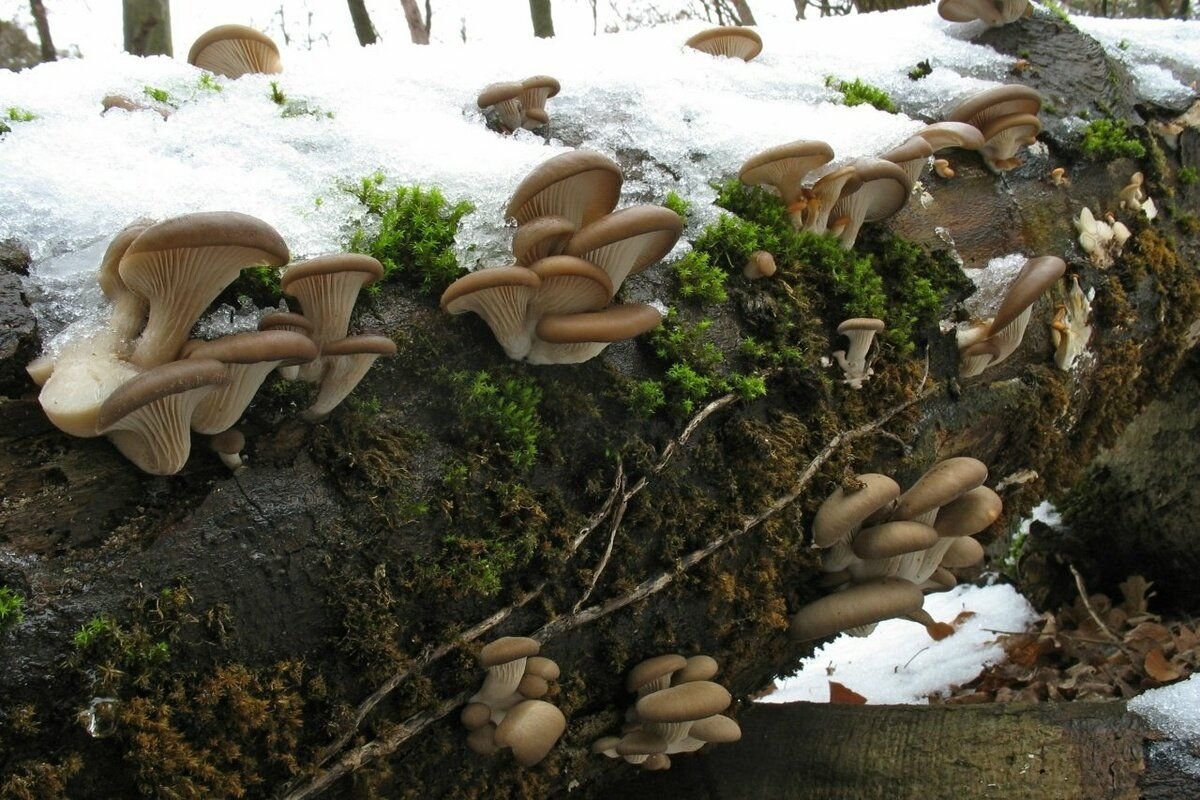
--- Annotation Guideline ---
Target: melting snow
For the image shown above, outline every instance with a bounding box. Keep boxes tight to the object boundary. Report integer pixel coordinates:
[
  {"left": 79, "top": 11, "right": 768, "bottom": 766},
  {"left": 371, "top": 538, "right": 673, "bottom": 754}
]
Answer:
[
  {"left": 1129, "top": 674, "right": 1200, "bottom": 777},
  {"left": 760, "top": 583, "right": 1038, "bottom": 704}
]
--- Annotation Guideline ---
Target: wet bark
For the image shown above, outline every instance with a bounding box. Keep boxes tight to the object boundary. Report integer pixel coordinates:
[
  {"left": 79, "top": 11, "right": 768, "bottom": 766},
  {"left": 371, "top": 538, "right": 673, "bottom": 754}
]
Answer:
[
  {"left": 122, "top": 0, "right": 172, "bottom": 57},
  {"left": 399, "top": 0, "right": 431, "bottom": 44},
  {"left": 529, "top": 0, "right": 555, "bottom": 37},
  {"left": 604, "top": 702, "right": 1198, "bottom": 800},
  {"left": 28, "top": 0, "right": 55, "bottom": 62},
  {"left": 346, "top": 0, "right": 377, "bottom": 46}
]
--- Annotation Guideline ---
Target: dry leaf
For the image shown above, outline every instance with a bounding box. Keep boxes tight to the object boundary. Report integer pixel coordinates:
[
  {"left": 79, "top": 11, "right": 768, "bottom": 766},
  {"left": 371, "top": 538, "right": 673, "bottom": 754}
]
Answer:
[
  {"left": 828, "top": 681, "right": 867, "bottom": 704},
  {"left": 1118, "top": 575, "right": 1154, "bottom": 616},
  {"left": 1144, "top": 647, "right": 1185, "bottom": 683},
  {"left": 952, "top": 610, "right": 978, "bottom": 626}
]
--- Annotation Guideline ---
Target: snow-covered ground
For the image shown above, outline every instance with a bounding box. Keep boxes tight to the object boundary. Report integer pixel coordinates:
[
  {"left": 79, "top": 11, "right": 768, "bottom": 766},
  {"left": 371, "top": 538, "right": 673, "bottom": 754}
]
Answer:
[
  {"left": 760, "top": 583, "right": 1038, "bottom": 704},
  {"left": 1130, "top": 675, "right": 1200, "bottom": 776}
]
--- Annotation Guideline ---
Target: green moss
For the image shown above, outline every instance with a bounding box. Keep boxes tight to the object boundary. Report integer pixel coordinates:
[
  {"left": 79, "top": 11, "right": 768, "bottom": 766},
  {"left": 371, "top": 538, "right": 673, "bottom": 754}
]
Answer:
[
  {"left": 1080, "top": 118, "right": 1146, "bottom": 161},
  {"left": 907, "top": 60, "right": 932, "bottom": 81},
  {"left": 1043, "top": 0, "right": 1072, "bottom": 23},
  {"left": 196, "top": 73, "right": 222, "bottom": 92},
  {"left": 0, "top": 586, "right": 24, "bottom": 630},
  {"left": 6, "top": 107, "right": 36, "bottom": 122},
  {"left": 347, "top": 175, "right": 475, "bottom": 296},
  {"left": 452, "top": 370, "right": 543, "bottom": 470},
  {"left": 671, "top": 250, "right": 728, "bottom": 304},
  {"left": 824, "top": 76, "right": 897, "bottom": 114},
  {"left": 662, "top": 190, "right": 691, "bottom": 219},
  {"left": 1179, "top": 166, "right": 1198, "bottom": 186},
  {"left": 142, "top": 85, "right": 172, "bottom": 104},
  {"left": 269, "top": 81, "right": 286, "bottom": 106},
  {"left": 218, "top": 263, "right": 283, "bottom": 306},
  {"left": 623, "top": 379, "right": 666, "bottom": 417}
]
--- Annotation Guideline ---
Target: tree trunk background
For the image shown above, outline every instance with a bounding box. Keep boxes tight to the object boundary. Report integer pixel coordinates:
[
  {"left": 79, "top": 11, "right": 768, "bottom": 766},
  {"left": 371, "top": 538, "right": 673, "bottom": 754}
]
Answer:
[
  {"left": 27, "top": 0, "right": 55, "bottom": 62},
  {"left": 529, "top": 0, "right": 556, "bottom": 37},
  {"left": 732, "top": 0, "right": 759, "bottom": 24},
  {"left": 399, "top": 0, "right": 431, "bottom": 44},
  {"left": 603, "top": 702, "right": 1199, "bottom": 800},
  {"left": 122, "top": 0, "right": 171, "bottom": 57},
  {"left": 346, "top": 0, "right": 378, "bottom": 46}
]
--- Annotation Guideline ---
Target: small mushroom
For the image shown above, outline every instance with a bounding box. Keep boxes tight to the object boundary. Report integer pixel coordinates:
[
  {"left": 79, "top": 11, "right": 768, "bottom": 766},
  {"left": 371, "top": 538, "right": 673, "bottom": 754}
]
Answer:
[
  {"left": 827, "top": 160, "right": 911, "bottom": 249},
  {"left": 946, "top": 85, "right": 1042, "bottom": 173},
  {"left": 210, "top": 428, "right": 246, "bottom": 472},
  {"left": 739, "top": 140, "right": 835, "bottom": 226},
  {"left": 937, "top": 0, "right": 1029, "bottom": 26},
  {"left": 627, "top": 654, "right": 687, "bottom": 698},
  {"left": 790, "top": 576, "right": 925, "bottom": 641},
  {"left": 472, "top": 636, "right": 542, "bottom": 707},
  {"left": 441, "top": 266, "right": 542, "bottom": 360},
  {"left": 673, "top": 655, "right": 720, "bottom": 685},
  {"left": 880, "top": 136, "right": 935, "bottom": 186},
  {"left": 563, "top": 205, "right": 683, "bottom": 292},
  {"left": 519, "top": 75, "right": 561, "bottom": 129},
  {"left": 528, "top": 303, "right": 663, "bottom": 365},
  {"left": 187, "top": 24, "right": 283, "bottom": 78},
  {"left": 512, "top": 216, "right": 576, "bottom": 266},
  {"left": 933, "top": 158, "right": 955, "bottom": 179},
  {"left": 684, "top": 26, "right": 763, "bottom": 61},
  {"left": 914, "top": 121, "right": 987, "bottom": 153},
  {"left": 506, "top": 150, "right": 623, "bottom": 228},
  {"left": 743, "top": 250, "right": 777, "bottom": 280},
  {"left": 1049, "top": 275, "right": 1092, "bottom": 371},
  {"left": 280, "top": 253, "right": 384, "bottom": 352},
  {"left": 802, "top": 164, "right": 858, "bottom": 234},
  {"left": 477, "top": 82, "right": 526, "bottom": 132},
  {"left": 635, "top": 681, "right": 731, "bottom": 746},
  {"left": 493, "top": 699, "right": 566, "bottom": 767},
  {"left": 302, "top": 334, "right": 397, "bottom": 423},
  {"left": 812, "top": 473, "right": 901, "bottom": 573},
  {"left": 833, "top": 317, "right": 884, "bottom": 389}
]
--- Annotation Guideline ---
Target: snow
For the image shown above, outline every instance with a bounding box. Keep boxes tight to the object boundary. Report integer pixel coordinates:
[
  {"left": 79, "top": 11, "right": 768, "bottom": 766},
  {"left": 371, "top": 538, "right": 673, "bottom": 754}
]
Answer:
[
  {"left": 1072, "top": 15, "right": 1200, "bottom": 107},
  {"left": 1129, "top": 674, "right": 1200, "bottom": 777},
  {"left": 962, "top": 251, "right": 1028, "bottom": 318},
  {"left": 760, "top": 583, "right": 1039, "bottom": 704}
]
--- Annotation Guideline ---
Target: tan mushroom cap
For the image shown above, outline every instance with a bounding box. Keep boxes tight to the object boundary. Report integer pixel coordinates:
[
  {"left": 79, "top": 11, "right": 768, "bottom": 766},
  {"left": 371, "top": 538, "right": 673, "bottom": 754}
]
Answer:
[
  {"left": 494, "top": 699, "right": 566, "bottom": 767},
  {"left": 480, "top": 636, "right": 541, "bottom": 668},
  {"left": 837, "top": 317, "right": 886, "bottom": 335},
  {"left": 258, "top": 311, "right": 314, "bottom": 335},
  {"left": 519, "top": 76, "right": 561, "bottom": 128},
  {"left": 812, "top": 473, "right": 901, "bottom": 548},
  {"left": 947, "top": 84, "right": 1042, "bottom": 131},
  {"left": 441, "top": 266, "right": 542, "bottom": 360},
  {"left": 744, "top": 250, "right": 777, "bottom": 280},
  {"left": 512, "top": 215, "right": 576, "bottom": 266},
  {"left": 852, "top": 520, "right": 940, "bottom": 560},
  {"left": 617, "top": 730, "right": 670, "bottom": 756},
  {"left": 477, "top": 81, "right": 526, "bottom": 131},
  {"left": 880, "top": 136, "right": 935, "bottom": 185},
  {"left": 525, "top": 656, "right": 561, "bottom": 681},
  {"left": 517, "top": 673, "right": 550, "bottom": 699},
  {"left": 636, "top": 681, "right": 731, "bottom": 724},
  {"left": 527, "top": 256, "right": 614, "bottom": 319},
  {"left": 804, "top": 164, "right": 859, "bottom": 233},
  {"left": 506, "top": 150, "right": 623, "bottom": 227},
  {"left": 563, "top": 205, "right": 683, "bottom": 290},
  {"left": 684, "top": 26, "right": 763, "bottom": 62},
  {"left": 739, "top": 140, "right": 835, "bottom": 206},
  {"left": 627, "top": 654, "right": 688, "bottom": 694},
  {"left": 922, "top": 566, "right": 958, "bottom": 592},
  {"left": 210, "top": 428, "right": 245, "bottom": 470},
  {"left": 988, "top": 255, "right": 1066, "bottom": 335},
  {"left": 915, "top": 121, "right": 987, "bottom": 152},
  {"left": 466, "top": 722, "right": 501, "bottom": 755},
  {"left": 673, "top": 655, "right": 720, "bottom": 685},
  {"left": 280, "top": 253, "right": 384, "bottom": 348},
  {"left": 460, "top": 702, "right": 493, "bottom": 731},
  {"left": 829, "top": 159, "right": 912, "bottom": 249},
  {"left": 97, "top": 358, "right": 230, "bottom": 475},
  {"left": 789, "top": 577, "right": 925, "bottom": 641},
  {"left": 182, "top": 330, "right": 319, "bottom": 434},
  {"left": 99, "top": 219, "right": 153, "bottom": 343},
  {"left": 301, "top": 334, "right": 396, "bottom": 423},
  {"left": 187, "top": 24, "right": 283, "bottom": 78},
  {"left": 120, "top": 211, "right": 289, "bottom": 368},
  {"left": 530, "top": 303, "right": 663, "bottom": 364},
  {"left": 592, "top": 736, "right": 623, "bottom": 756},
  {"left": 893, "top": 457, "right": 988, "bottom": 522},
  {"left": 941, "top": 536, "right": 986, "bottom": 569},
  {"left": 689, "top": 714, "right": 742, "bottom": 743},
  {"left": 938, "top": 0, "right": 1006, "bottom": 25},
  {"left": 934, "top": 485, "right": 1002, "bottom": 538},
  {"left": 642, "top": 753, "right": 672, "bottom": 770},
  {"left": 524, "top": 107, "right": 550, "bottom": 126}
]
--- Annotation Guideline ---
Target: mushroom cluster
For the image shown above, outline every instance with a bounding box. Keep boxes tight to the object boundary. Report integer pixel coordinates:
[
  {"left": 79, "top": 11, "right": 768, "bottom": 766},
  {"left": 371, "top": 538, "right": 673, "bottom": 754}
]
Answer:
[
  {"left": 476, "top": 75, "right": 562, "bottom": 132},
  {"left": 440, "top": 150, "right": 681, "bottom": 364},
  {"left": 936, "top": 0, "right": 1030, "bottom": 27},
  {"left": 593, "top": 654, "right": 741, "bottom": 771},
  {"left": 187, "top": 24, "right": 283, "bottom": 79},
  {"left": 1049, "top": 275, "right": 1093, "bottom": 372},
  {"left": 956, "top": 255, "right": 1066, "bottom": 378},
  {"left": 1074, "top": 207, "right": 1131, "bottom": 268},
  {"left": 832, "top": 317, "right": 885, "bottom": 389},
  {"left": 460, "top": 636, "right": 566, "bottom": 767},
  {"left": 683, "top": 26, "right": 763, "bottom": 62},
  {"left": 1118, "top": 172, "right": 1158, "bottom": 220},
  {"left": 792, "top": 457, "right": 998, "bottom": 643},
  {"left": 29, "top": 213, "right": 392, "bottom": 474},
  {"left": 945, "top": 85, "right": 1043, "bottom": 173}
]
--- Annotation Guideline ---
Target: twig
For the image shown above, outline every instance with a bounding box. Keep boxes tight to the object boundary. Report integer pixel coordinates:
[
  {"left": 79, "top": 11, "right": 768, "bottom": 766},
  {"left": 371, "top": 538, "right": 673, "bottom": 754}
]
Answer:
[
  {"left": 573, "top": 473, "right": 628, "bottom": 613},
  {"left": 283, "top": 377, "right": 939, "bottom": 799},
  {"left": 1068, "top": 563, "right": 1123, "bottom": 645}
]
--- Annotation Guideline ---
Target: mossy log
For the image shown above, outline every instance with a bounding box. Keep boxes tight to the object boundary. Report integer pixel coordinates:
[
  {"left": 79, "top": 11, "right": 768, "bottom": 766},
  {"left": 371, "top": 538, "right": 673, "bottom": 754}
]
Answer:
[{"left": 603, "top": 701, "right": 1198, "bottom": 800}]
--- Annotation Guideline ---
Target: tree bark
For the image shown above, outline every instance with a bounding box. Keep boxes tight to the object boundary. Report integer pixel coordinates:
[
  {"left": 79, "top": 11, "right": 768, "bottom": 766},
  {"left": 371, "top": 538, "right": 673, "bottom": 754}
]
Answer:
[
  {"left": 732, "top": 0, "right": 758, "bottom": 24},
  {"left": 529, "top": 0, "right": 555, "bottom": 38},
  {"left": 346, "top": 0, "right": 378, "bottom": 46},
  {"left": 853, "top": 0, "right": 933, "bottom": 12},
  {"left": 28, "top": 0, "right": 55, "bottom": 61},
  {"left": 122, "top": 0, "right": 172, "bottom": 57},
  {"left": 603, "top": 701, "right": 1198, "bottom": 799},
  {"left": 399, "top": 0, "right": 430, "bottom": 44}
]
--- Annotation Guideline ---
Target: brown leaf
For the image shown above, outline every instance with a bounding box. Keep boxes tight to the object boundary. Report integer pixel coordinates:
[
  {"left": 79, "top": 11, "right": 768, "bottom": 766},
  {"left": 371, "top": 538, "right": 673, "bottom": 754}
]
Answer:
[
  {"left": 1118, "top": 575, "right": 1154, "bottom": 616},
  {"left": 1004, "top": 634, "right": 1049, "bottom": 667},
  {"left": 1144, "top": 647, "right": 1185, "bottom": 683},
  {"left": 952, "top": 610, "right": 977, "bottom": 626},
  {"left": 828, "top": 681, "right": 867, "bottom": 704},
  {"left": 926, "top": 622, "right": 956, "bottom": 641}
]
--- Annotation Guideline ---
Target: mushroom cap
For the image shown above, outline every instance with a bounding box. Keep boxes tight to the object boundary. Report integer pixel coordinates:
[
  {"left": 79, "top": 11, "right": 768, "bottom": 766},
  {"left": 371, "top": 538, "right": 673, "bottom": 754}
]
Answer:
[
  {"left": 535, "top": 304, "right": 662, "bottom": 345},
  {"left": 210, "top": 428, "right": 244, "bottom": 454},
  {"left": 525, "top": 656, "right": 561, "bottom": 681},
  {"left": 689, "top": 714, "right": 742, "bottom": 744},
  {"left": 440, "top": 266, "right": 542, "bottom": 359},
  {"left": 837, "top": 317, "right": 886, "bottom": 334},
  {"left": 739, "top": 140, "right": 835, "bottom": 206},
  {"left": 505, "top": 151, "right": 623, "bottom": 227},
  {"left": 915, "top": 121, "right": 987, "bottom": 152},
  {"left": 684, "top": 26, "right": 763, "bottom": 61},
  {"left": 893, "top": 457, "right": 989, "bottom": 521},
  {"left": 300, "top": 335, "right": 396, "bottom": 423},
  {"left": 852, "top": 520, "right": 940, "bottom": 560},
  {"left": 941, "top": 536, "right": 986, "bottom": 569},
  {"left": 281, "top": 253, "right": 383, "bottom": 290},
  {"left": 812, "top": 473, "right": 901, "bottom": 548},
  {"left": 123, "top": 211, "right": 289, "bottom": 264},
  {"left": 744, "top": 250, "right": 777, "bottom": 280},
  {"left": 805, "top": 165, "right": 860, "bottom": 233},
  {"left": 592, "top": 735, "right": 623, "bottom": 756},
  {"left": 947, "top": 84, "right": 1042, "bottom": 130},
  {"left": 517, "top": 673, "right": 550, "bottom": 699},
  {"left": 466, "top": 722, "right": 501, "bottom": 755},
  {"left": 937, "top": 0, "right": 1005, "bottom": 24},
  {"left": 493, "top": 699, "right": 566, "bottom": 767},
  {"left": 636, "top": 681, "right": 731, "bottom": 724},
  {"left": 616, "top": 730, "right": 669, "bottom": 756},
  {"left": 258, "top": 311, "right": 314, "bottom": 335},
  {"left": 563, "top": 205, "right": 683, "bottom": 289},
  {"left": 673, "top": 655, "right": 720, "bottom": 685},
  {"left": 319, "top": 334, "right": 397, "bottom": 358},
  {"left": 933, "top": 485, "right": 1002, "bottom": 538},
  {"left": 523, "top": 107, "right": 550, "bottom": 126},
  {"left": 99, "top": 219, "right": 153, "bottom": 302},
  {"left": 521, "top": 75, "right": 561, "bottom": 97},
  {"left": 460, "top": 702, "right": 493, "bottom": 731},
  {"left": 512, "top": 215, "right": 576, "bottom": 266},
  {"left": 880, "top": 137, "right": 935, "bottom": 184},
  {"left": 642, "top": 753, "right": 672, "bottom": 770},
  {"left": 979, "top": 112, "right": 1043, "bottom": 144},
  {"left": 845, "top": 159, "right": 912, "bottom": 222},
  {"left": 789, "top": 577, "right": 925, "bottom": 641},
  {"left": 923, "top": 566, "right": 958, "bottom": 592},
  {"left": 527, "top": 256, "right": 614, "bottom": 317},
  {"left": 988, "top": 255, "right": 1066, "bottom": 335},
  {"left": 479, "top": 636, "right": 541, "bottom": 668},
  {"left": 187, "top": 24, "right": 283, "bottom": 78},
  {"left": 96, "top": 359, "right": 229, "bottom": 432},
  {"left": 477, "top": 81, "right": 525, "bottom": 108},
  {"left": 627, "top": 654, "right": 687, "bottom": 693},
  {"left": 182, "top": 329, "right": 319, "bottom": 366}
]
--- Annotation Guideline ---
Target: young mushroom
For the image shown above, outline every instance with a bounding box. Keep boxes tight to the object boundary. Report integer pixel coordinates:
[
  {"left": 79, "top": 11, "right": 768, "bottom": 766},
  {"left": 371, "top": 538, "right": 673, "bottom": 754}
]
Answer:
[
  {"left": 738, "top": 140, "right": 834, "bottom": 228},
  {"left": 1049, "top": 275, "right": 1092, "bottom": 371},
  {"left": 683, "top": 26, "right": 763, "bottom": 61},
  {"left": 743, "top": 250, "right": 777, "bottom": 280},
  {"left": 519, "top": 75, "right": 561, "bottom": 129},
  {"left": 187, "top": 24, "right": 283, "bottom": 78},
  {"left": 210, "top": 428, "right": 246, "bottom": 472},
  {"left": 832, "top": 317, "right": 885, "bottom": 389},
  {"left": 301, "top": 334, "right": 396, "bottom": 423},
  {"left": 828, "top": 160, "right": 911, "bottom": 250},
  {"left": 477, "top": 82, "right": 526, "bottom": 132},
  {"left": 563, "top": 205, "right": 683, "bottom": 292}
]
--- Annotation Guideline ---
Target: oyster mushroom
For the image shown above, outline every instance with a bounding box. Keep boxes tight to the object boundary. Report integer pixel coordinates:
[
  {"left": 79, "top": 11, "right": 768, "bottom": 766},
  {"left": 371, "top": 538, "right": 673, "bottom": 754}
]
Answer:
[
  {"left": 833, "top": 317, "right": 885, "bottom": 389},
  {"left": 187, "top": 24, "right": 283, "bottom": 78},
  {"left": 477, "top": 81, "right": 526, "bottom": 132},
  {"left": 738, "top": 140, "right": 834, "bottom": 226},
  {"left": 505, "top": 150, "right": 623, "bottom": 227},
  {"left": 684, "top": 26, "right": 763, "bottom": 61},
  {"left": 302, "top": 334, "right": 397, "bottom": 423}
]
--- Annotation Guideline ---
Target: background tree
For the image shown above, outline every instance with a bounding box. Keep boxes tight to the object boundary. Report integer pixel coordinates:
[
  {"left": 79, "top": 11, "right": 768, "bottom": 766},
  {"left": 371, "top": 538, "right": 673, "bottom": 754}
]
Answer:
[
  {"left": 852, "top": 0, "right": 931, "bottom": 13},
  {"left": 28, "top": 0, "right": 55, "bottom": 61},
  {"left": 122, "top": 0, "right": 171, "bottom": 57},
  {"left": 399, "top": 0, "right": 432, "bottom": 44},
  {"left": 529, "top": 0, "right": 555, "bottom": 37},
  {"left": 346, "top": 0, "right": 378, "bottom": 45}
]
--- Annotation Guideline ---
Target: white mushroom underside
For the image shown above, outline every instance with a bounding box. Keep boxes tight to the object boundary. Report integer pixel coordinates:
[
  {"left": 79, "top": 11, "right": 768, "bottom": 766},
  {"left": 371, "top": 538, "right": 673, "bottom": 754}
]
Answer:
[
  {"left": 193, "top": 39, "right": 281, "bottom": 78},
  {"left": 287, "top": 273, "right": 370, "bottom": 347},
  {"left": 452, "top": 285, "right": 536, "bottom": 360},
  {"left": 513, "top": 174, "right": 613, "bottom": 227},
  {"left": 192, "top": 360, "right": 280, "bottom": 434},
  {"left": 983, "top": 125, "right": 1037, "bottom": 168},
  {"left": 578, "top": 233, "right": 662, "bottom": 292},
  {"left": 102, "top": 387, "right": 217, "bottom": 475},
  {"left": 471, "top": 657, "right": 529, "bottom": 707},
  {"left": 303, "top": 352, "right": 383, "bottom": 422},
  {"left": 525, "top": 339, "right": 608, "bottom": 365}
]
